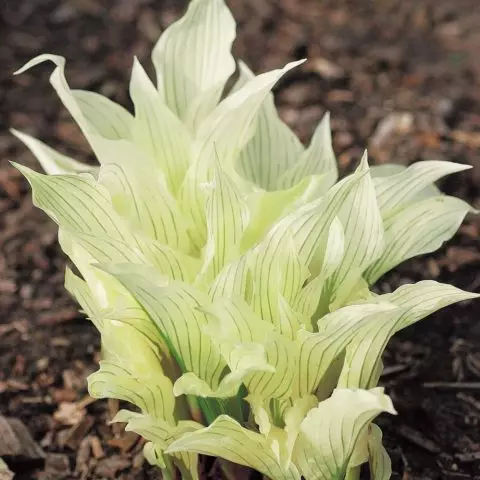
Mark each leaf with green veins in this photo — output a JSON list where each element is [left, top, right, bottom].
[[14, 54, 133, 152], [152, 0, 236, 123], [97, 263, 226, 391], [129, 58, 192, 194], [338, 281, 480, 389], [293, 388, 396, 480], [11, 129, 94, 175], [166, 415, 301, 479], [278, 112, 337, 191], [373, 160, 472, 217], [365, 195, 473, 283], [235, 61, 304, 191]]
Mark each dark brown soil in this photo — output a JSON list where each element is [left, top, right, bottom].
[[1, 0, 480, 479]]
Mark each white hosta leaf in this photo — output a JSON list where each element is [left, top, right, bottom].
[[14, 165, 135, 243], [251, 232, 309, 326], [72, 89, 133, 139], [365, 195, 473, 283], [196, 60, 304, 172], [245, 332, 297, 400], [295, 303, 396, 397], [98, 264, 226, 391], [338, 281, 479, 389], [371, 163, 440, 200], [293, 388, 396, 480], [139, 239, 200, 283], [113, 410, 201, 480], [15, 55, 133, 152], [180, 60, 303, 245], [173, 343, 274, 399], [258, 163, 366, 285], [152, 0, 236, 122], [96, 142, 192, 252], [64, 267, 100, 324], [11, 129, 93, 175], [129, 59, 192, 193], [293, 274, 325, 329], [201, 162, 249, 281], [368, 424, 391, 480], [328, 152, 384, 295], [373, 160, 472, 217], [166, 415, 301, 480], [89, 360, 175, 421], [278, 112, 337, 191], [203, 297, 295, 399], [59, 229, 140, 312], [235, 62, 304, 191], [379, 280, 480, 330], [240, 175, 326, 253], [207, 254, 251, 301], [337, 307, 407, 389]]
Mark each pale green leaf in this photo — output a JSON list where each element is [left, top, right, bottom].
[[152, 0, 236, 122], [166, 415, 301, 479], [278, 112, 337, 190], [15, 55, 133, 153], [180, 60, 304, 245], [203, 296, 295, 399], [295, 303, 396, 397], [373, 160, 472, 217], [11, 129, 93, 175], [129, 58, 192, 193], [327, 152, 384, 295], [378, 280, 480, 330], [293, 388, 396, 480], [365, 195, 473, 283], [338, 281, 479, 389], [235, 62, 304, 191], [14, 165, 135, 243], [88, 360, 175, 422], [98, 264, 226, 391], [96, 142, 192, 251], [64, 267, 101, 326], [112, 410, 201, 480], [251, 232, 309, 326], [207, 254, 251, 301], [368, 424, 391, 480], [201, 161, 249, 281], [195, 60, 304, 172], [240, 175, 329, 253]]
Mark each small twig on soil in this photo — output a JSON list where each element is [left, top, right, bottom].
[[457, 392, 480, 412], [454, 452, 480, 463], [396, 425, 440, 454], [381, 364, 409, 377], [423, 382, 480, 390]]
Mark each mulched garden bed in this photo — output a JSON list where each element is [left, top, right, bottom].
[[1, 0, 479, 478]]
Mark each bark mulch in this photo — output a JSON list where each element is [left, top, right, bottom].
[[1, 0, 480, 478]]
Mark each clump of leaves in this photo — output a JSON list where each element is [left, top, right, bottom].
[[13, 0, 478, 478]]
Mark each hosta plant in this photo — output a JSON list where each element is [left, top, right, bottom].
[[13, 0, 478, 478]]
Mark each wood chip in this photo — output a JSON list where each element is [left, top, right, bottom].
[[423, 382, 480, 390], [75, 436, 91, 474], [64, 416, 95, 450], [309, 57, 345, 80], [0, 416, 45, 468], [89, 435, 105, 459], [44, 453, 71, 479], [53, 402, 86, 426], [397, 424, 441, 454], [94, 455, 131, 478], [108, 431, 139, 454]]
